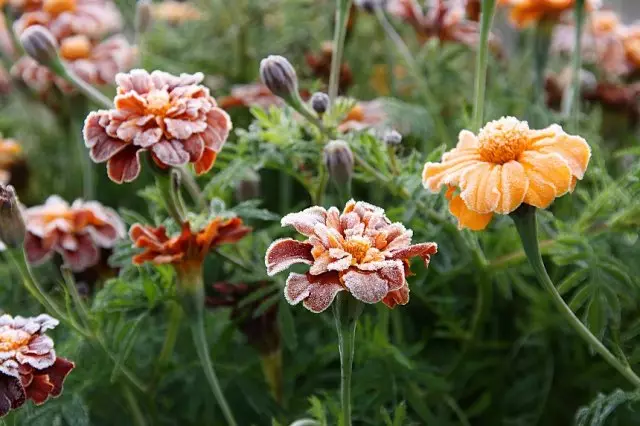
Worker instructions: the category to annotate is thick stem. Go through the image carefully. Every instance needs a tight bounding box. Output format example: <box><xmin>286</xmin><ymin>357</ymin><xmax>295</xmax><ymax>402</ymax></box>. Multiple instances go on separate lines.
<box><xmin>511</xmin><ymin>204</ymin><xmax>640</xmax><ymax>389</ymax></box>
<box><xmin>472</xmin><ymin>0</ymin><xmax>497</xmax><ymax>131</ymax></box>
<box><xmin>155</xmin><ymin>173</ymin><xmax>185</xmax><ymax>225</ymax></box>
<box><xmin>179</xmin><ymin>166</ymin><xmax>206</xmax><ymax>213</ymax></box>
<box><xmin>332</xmin><ymin>293</ymin><xmax>363</xmax><ymax>426</ymax></box>
<box><xmin>260</xmin><ymin>349</ymin><xmax>283</xmax><ymax>405</ymax></box>
<box><xmin>562</xmin><ymin>0</ymin><xmax>585</xmax><ymax>130</ymax></box>
<box><xmin>70</xmin><ymin>96</ymin><xmax>95</xmax><ymax>200</ymax></box>
<box><xmin>328</xmin><ymin>0</ymin><xmax>353</xmax><ymax>104</ymax></box>
<box><xmin>153</xmin><ymin>301</ymin><xmax>184</xmax><ymax>379</ymax></box>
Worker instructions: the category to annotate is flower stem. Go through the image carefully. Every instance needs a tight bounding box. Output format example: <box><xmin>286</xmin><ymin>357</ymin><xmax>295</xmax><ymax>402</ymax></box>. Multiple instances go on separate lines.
<box><xmin>69</xmin><ymin>96</ymin><xmax>95</xmax><ymax>200</ymax></box>
<box><xmin>122</xmin><ymin>383</ymin><xmax>148</xmax><ymax>426</ymax></box>
<box><xmin>562</xmin><ymin>0</ymin><xmax>585</xmax><ymax>130</ymax></box>
<box><xmin>260</xmin><ymin>349</ymin><xmax>283</xmax><ymax>404</ymax></box>
<box><xmin>472</xmin><ymin>0</ymin><xmax>497</xmax><ymax>131</ymax></box>
<box><xmin>332</xmin><ymin>293</ymin><xmax>363</xmax><ymax>426</ymax></box>
<box><xmin>533</xmin><ymin>20</ymin><xmax>553</xmax><ymax>108</ymax></box>
<box><xmin>190</xmin><ymin>315</ymin><xmax>238</xmax><ymax>426</ymax></box>
<box><xmin>56</xmin><ymin>63</ymin><xmax>113</xmax><ymax>109</ymax></box>
<box><xmin>60</xmin><ymin>266</ymin><xmax>90</xmax><ymax>327</ymax></box>
<box><xmin>328</xmin><ymin>0</ymin><xmax>352</xmax><ymax>104</ymax></box>
<box><xmin>179</xmin><ymin>166</ymin><xmax>207</xmax><ymax>213</ymax></box>
<box><xmin>153</xmin><ymin>301</ymin><xmax>183</xmax><ymax>380</ymax></box>
<box><xmin>155</xmin><ymin>173</ymin><xmax>185</xmax><ymax>225</ymax></box>
<box><xmin>511</xmin><ymin>204</ymin><xmax>640</xmax><ymax>389</ymax></box>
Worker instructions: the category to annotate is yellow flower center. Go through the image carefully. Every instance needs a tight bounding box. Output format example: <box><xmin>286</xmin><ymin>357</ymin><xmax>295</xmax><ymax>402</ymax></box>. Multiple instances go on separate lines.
<box><xmin>59</xmin><ymin>35</ymin><xmax>92</xmax><ymax>60</ymax></box>
<box><xmin>343</xmin><ymin>237</ymin><xmax>371</xmax><ymax>264</ymax></box>
<box><xmin>43</xmin><ymin>0</ymin><xmax>76</xmax><ymax>15</ymax></box>
<box><xmin>145</xmin><ymin>90</ymin><xmax>171</xmax><ymax>116</ymax></box>
<box><xmin>477</xmin><ymin>117</ymin><xmax>531</xmax><ymax>164</ymax></box>
<box><xmin>0</xmin><ymin>328</ymin><xmax>30</xmax><ymax>352</ymax></box>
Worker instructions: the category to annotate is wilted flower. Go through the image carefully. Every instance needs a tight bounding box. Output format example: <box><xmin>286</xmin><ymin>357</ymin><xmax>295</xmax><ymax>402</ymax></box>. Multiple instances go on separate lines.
<box><xmin>305</xmin><ymin>42</ymin><xmax>353</xmax><ymax>94</ymax></box>
<box><xmin>324</xmin><ymin>140</ymin><xmax>354</xmax><ymax>188</ymax></box>
<box><xmin>265</xmin><ymin>200</ymin><xmax>438</xmax><ymax>312</ymax></box>
<box><xmin>0</xmin><ymin>185</ymin><xmax>26</xmax><ymax>249</ymax></box>
<box><xmin>422</xmin><ymin>117</ymin><xmax>591</xmax><ymax>230</ymax></box>
<box><xmin>0</xmin><ymin>314</ymin><xmax>74</xmax><ymax>417</ymax></box>
<box><xmin>12</xmin><ymin>35</ymin><xmax>136</xmax><ymax>93</ymax></box>
<box><xmin>338</xmin><ymin>100</ymin><xmax>387</xmax><ymax>133</ymax></box>
<box><xmin>219</xmin><ymin>83</ymin><xmax>284</xmax><ymax>110</ymax></box>
<box><xmin>83</xmin><ymin>69</ymin><xmax>232</xmax><ymax>183</ymax></box>
<box><xmin>498</xmin><ymin>0</ymin><xmax>600</xmax><ymax>29</ymax></box>
<box><xmin>259</xmin><ymin>55</ymin><xmax>299</xmax><ymax>101</ymax></box>
<box><xmin>0</xmin><ymin>140</ymin><xmax>26</xmax><ymax>186</ymax></box>
<box><xmin>150</xmin><ymin>0</ymin><xmax>203</xmax><ymax>25</ymax></box>
<box><xmin>24</xmin><ymin>196</ymin><xmax>125</xmax><ymax>271</ymax></box>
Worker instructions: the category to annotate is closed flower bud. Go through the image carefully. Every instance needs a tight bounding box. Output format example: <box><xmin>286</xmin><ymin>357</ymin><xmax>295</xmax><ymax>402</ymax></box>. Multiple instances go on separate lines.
<box><xmin>0</xmin><ymin>185</ymin><xmax>25</xmax><ymax>249</ymax></box>
<box><xmin>135</xmin><ymin>0</ymin><xmax>153</xmax><ymax>35</ymax></box>
<box><xmin>259</xmin><ymin>55</ymin><xmax>298</xmax><ymax>101</ymax></box>
<box><xmin>323</xmin><ymin>140</ymin><xmax>354</xmax><ymax>188</ymax></box>
<box><xmin>235</xmin><ymin>170</ymin><xmax>261</xmax><ymax>202</ymax></box>
<box><xmin>19</xmin><ymin>25</ymin><xmax>59</xmax><ymax>68</ymax></box>
<box><xmin>383</xmin><ymin>129</ymin><xmax>402</xmax><ymax>146</ymax></box>
<box><xmin>310</xmin><ymin>92</ymin><xmax>329</xmax><ymax>114</ymax></box>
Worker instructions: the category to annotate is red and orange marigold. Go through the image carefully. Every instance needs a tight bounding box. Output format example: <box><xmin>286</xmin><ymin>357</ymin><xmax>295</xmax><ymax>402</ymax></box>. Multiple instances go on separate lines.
<box><xmin>83</xmin><ymin>69</ymin><xmax>232</xmax><ymax>183</ymax></box>
<box><xmin>422</xmin><ymin>117</ymin><xmax>591</xmax><ymax>231</ymax></box>
<box><xmin>265</xmin><ymin>200</ymin><xmax>438</xmax><ymax>313</ymax></box>
<box><xmin>0</xmin><ymin>314</ymin><xmax>74</xmax><ymax>417</ymax></box>
<box><xmin>499</xmin><ymin>0</ymin><xmax>600</xmax><ymax>29</ymax></box>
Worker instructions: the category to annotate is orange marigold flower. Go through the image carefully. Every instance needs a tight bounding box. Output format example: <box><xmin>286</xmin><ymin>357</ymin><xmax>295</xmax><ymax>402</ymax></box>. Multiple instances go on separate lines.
<box><xmin>129</xmin><ymin>217</ymin><xmax>251</xmax><ymax>267</ymax></box>
<box><xmin>265</xmin><ymin>200</ymin><xmax>438</xmax><ymax>313</ymax></box>
<box><xmin>0</xmin><ymin>314</ymin><xmax>74</xmax><ymax>417</ymax></box>
<box><xmin>150</xmin><ymin>0</ymin><xmax>203</xmax><ymax>25</ymax></box>
<box><xmin>622</xmin><ymin>24</ymin><xmax>640</xmax><ymax>71</ymax></box>
<box><xmin>24</xmin><ymin>196</ymin><xmax>125</xmax><ymax>271</ymax></box>
<box><xmin>422</xmin><ymin>117</ymin><xmax>591</xmax><ymax>231</ymax></box>
<box><xmin>499</xmin><ymin>0</ymin><xmax>600</xmax><ymax>29</ymax></box>
<box><xmin>219</xmin><ymin>83</ymin><xmax>285</xmax><ymax>110</ymax></box>
<box><xmin>11</xmin><ymin>35</ymin><xmax>136</xmax><ymax>94</ymax></box>
<box><xmin>338</xmin><ymin>100</ymin><xmax>387</xmax><ymax>133</ymax></box>
<box><xmin>83</xmin><ymin>69</ymin><xmax>232</xmax><ymax>183</ymax></box>
<box><xmin>0</xmin><ymin>140</ymin><xmax>24</xmax><ymax>186</ymax></box>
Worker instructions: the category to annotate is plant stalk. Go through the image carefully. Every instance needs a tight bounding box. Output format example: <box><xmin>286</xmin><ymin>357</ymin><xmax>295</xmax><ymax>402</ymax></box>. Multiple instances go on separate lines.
<box><xmin>562</xmin><ymin>0</ymin><xmax>585</xmax><ymax>130</ymax></box>
<box><xmin>122</xmin><ymin>383</ymin><xmax>148</xmax><ymax>426</ymax></box>
<box><xmin>154</xmin><ymin>301</ymin><xmax>184</xmax><ymax>379</ymax></box>
<box><xmin>472</xmin><ymin>0</ymin><xmax>497</xmax><ymax>131</ymax></box>
<box><xmin>328</xmin><ymin>0</ymin><xmax>353</xmax><ymax>104</ymax></box>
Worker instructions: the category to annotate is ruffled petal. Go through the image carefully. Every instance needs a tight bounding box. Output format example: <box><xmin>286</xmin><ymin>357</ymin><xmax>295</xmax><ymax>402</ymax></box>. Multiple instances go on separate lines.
<box><xmin>107</xmin><ymin>146</ymin><xmax>143</xmax><ymax>184</ymax></box>
<box><xmin>284</xmin><ymin>272</ymin><xmax>344</xmax><ymax>313</ymax></box>
<box><xmin>459</xmin><ymin>162</ymin><xmax>501</xmax><ymax>214</ymax></box>
<box><xmin>448</xmin><ymin>192</ymin><xmax>493</xmax><ymax>231</ymax></box>
<box><xmin>342</xmin><ymin>269</ymin><xmax>389</xmax><ymax>304</ymax></box>
<box><xmin>281</xmin><ymin>206</ymin><xmax>327</xmax><ymax>236</ymax></box>
<box><xmin>495</xmin><ymin>160</ymin><xmax>529</xmax><ymax>214</ymax></box>
<box><xmin>519</xmin><ymin>150</ymin><xmax>573</xmax><ymax>208</ymax></box>
<box><xmin>265</xmin><ymin>238</ymin><xmax>314</xmax><ymax>276</ymax></box>
<box><xmin>529</xmin><ymin>132</ymin><xmax>591</xmax><ymax>179</ymax></box>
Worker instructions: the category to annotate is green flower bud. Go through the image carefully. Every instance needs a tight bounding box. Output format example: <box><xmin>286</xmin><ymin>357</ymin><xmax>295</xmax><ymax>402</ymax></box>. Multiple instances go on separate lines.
<box><xmin>259</xmin><ymin>55</ymin><xmax>299</xmax><ymax>101</ymax></box>
<box><xmin>0</xmin><ymin>185</ymin><xmax>25</xmax><ymax>249</ymax></box>
<box><xmin>19</xmin><ymin>25</ymin><xmax>59</xmax><ymax>68</ymax></box>
<box><xmin>310</xmin><ymin>92</ymin><xmax>329</xmax><ymax>114</ymax></box>
<box><xmin>135</xmin><ymin>0</ymin><xmax>153</xmax><ymax>36</ymax></box>
<box><xmin>383</xmin><ymin>129</ymin><xmax>402</xmax><ymax>146</ymax></box>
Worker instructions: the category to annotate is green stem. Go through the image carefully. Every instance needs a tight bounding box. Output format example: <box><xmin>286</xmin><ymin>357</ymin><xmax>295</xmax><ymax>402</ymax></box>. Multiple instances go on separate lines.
<box><xmin>153</xmin><ymin>301</ymin><xmax>183</xmax><ymax>379</ymax></box>
<box><xmin>472</xmin><ymin>0</ymin><xmax>497</xmax><ymax>131</ymax></box>
<box><xmin>155</xmin><ymin>173</ymin><xmax>185</xmax><ymax>225</ymax></box>
<box><xmin>122</xmin><ymin>383</ymin><xmax>148</xmax><ymax>426</ymax></box>
<box><xmin>190</xmin><ymin>315</ymin><xmax>237</xmax><ymax>426</ymax></box>
<box><xmin>533</xmin><ymin>21</ymin><xmax>553</xmax><ymax>108</ymax></box>
<box><xmin>314</xmin><ymin>164</ymin><xmax>329</xmax><ymax>206</ymax></box>
<box><xmin>562</xmin><ymin>0</ymin><xmax>585</xmax><ymax>130</ymax></box>
<box><xmin>56</xmin><ymin>63</ymin><xmax>113</xmax><ymax>109</ymax></box>
<box><xmin>70</xmin><ymin>96</ymin><xmax>95</xmax><ymax>199</ymax></box>
<box><xmin>328</xmin><ymin>0</ymin><xmax>353</xmax><ymax>104</ymax></box>
<box><xmin>260</xmin><ymin>349</ymin><xmax>283</xmax><ymax>405</ymax></box>
<box><xmin>332</xmin><ymin>293</ymin><xmax>363</xmax><ymax>426</ymax></box>
<box><xmin>511</xmin><ymin>204</ymin><xmax>640</xmax><ymax>389</ymax></box>
<box><xmin>60</xmin><ymin>266</ymin><xmax>90</xmax><ymax>326</ymax></box>
<box><xmin>95</xmin><ymin>332</ymin><xmax>149</xmax><ymax>393</ymax></box>
<box><xmin>179</xmin><ymin>166</ymin><xmax>206</xmax><ymax>213</ymax></box>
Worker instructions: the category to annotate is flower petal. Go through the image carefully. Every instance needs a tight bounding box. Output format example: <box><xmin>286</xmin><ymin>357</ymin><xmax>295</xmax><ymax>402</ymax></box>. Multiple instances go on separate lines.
<box><xmin>151</xmin><ymin>140</ymin><xmax>190</xmax><ymax>166</ymax></box>
<box><xmin>342</xmin><ymin>269</ymin><xmax>389</xmax><ymax>304</ymax></box>
<box><xmin>530</xmin><ymin>132</ymin><xmax>591</xmax><ymax>179</ymax></box>
<box><xmin>448</xmin><ymin>192</ymin><xmax>493</xmax><ymax>230</ymax></box>
<box><xmin>422</xmin><ymin>153</ymin><xmax>484</xmax><ymax>193</ymax></box>
<box><xmin>302</xmin><ymin>272</ymin><xmax>344</xmax><ymax>313</ymax></box>
<box><xmin>382</xmin><ymin>284</ymin><xmax>409</xmax><ymax>308</ymax></box>
<box><xmin>459</xmin><ymin>162</ymin><xmax>501</xmax><ymax>214</ymax></box>
<box><xmin>281</xmin><ymin>206</ymin><xmax>327</xmax><ymax>236</ymax></box>
<box><xmin>265</xmin><ymin>238</ymin><xmax>314</xmax><ymax>276</ymax></box>
<box><xmin>107</xmin><ymin>146</ymin><xmax>143</xmax><ymax>183</ymax></box>
<box><xmin>389</xmin><ymin>242</ymin><xmax>438</xmax><ymax>267</ymax></box>
<box><xmin>519</xmin><ymin>150</ymin><xmax>573</xmax><ymax>208</ymax></box>
<box><xmin>495</xmin><ymin>160</ymin><xmax>529</xmax><ymax>214</ymax></box>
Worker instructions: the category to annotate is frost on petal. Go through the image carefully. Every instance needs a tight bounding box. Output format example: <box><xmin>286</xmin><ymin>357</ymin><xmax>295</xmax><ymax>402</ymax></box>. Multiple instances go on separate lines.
<box><xmin>342</xmin><ymin>268</ymin><xmax>389</xmax><ymax>304</ymax></box>
<box><xmin>281</xmin><ymin>206</ymin><xmax>327</xmax><ymax>236</ymax></box>
<box><xmin>449</xmin><ymin>192</ymin><xmax>493</xmax><ymax>231</ymax></box>
<box><xmin>375</xmin><ymin>260</ymin><xmax>406</xmax><ymax>291</ymax></box>
<box><xmin>151</xmin><ymin>140</ymin><xmax>190</xmax><ymax>166</ymax></box>
<box><xmin>302</xmin><ymin>272</ymin><xmax>344</xmax><ymax>313</ymax></box>
<box><xmin>390</xmin><ymin>242</ymin><xmax>438</xmax><ymax>267</ymax></box>
<box><xmin>107</xmin><ymin>146</ymin><xmax>143</xmax><ymax>184</ymax></box>
<box><xmin>0</xmin><ymin>375</ymin><xmax>25</xmax><ymax>417</ymax></box>
<box><xmin>284</xmin><ymin>273</ymin><xmax>312</xmax><ymax>305</ymax></box>
<box><xmin>495</xmin><ymin>161</ymin><xmax>529</xmax><ymax>214</ymax></box>
<box><xmin>530</xmin><ymin>132</ymin><xmax>591</xmax><ymax>180</ymax></box>
<box><xmin>519</xmin><ymin>150</ymin><xmax>573</xmax><ymax>208</ymax></box>
<box><xmin>459</xmin><ymin>162</ymin><xmax>501</xmax><ymax>214</ymax></box>
<box><xmin>382</xmin><ymin>284</ymin><xmax>409</xmax><ymax>309</ymax></box>
<box><xmin>265</xmin><ymin>238</ymin><xmax>314</xmax><ymax>276</ymax></box>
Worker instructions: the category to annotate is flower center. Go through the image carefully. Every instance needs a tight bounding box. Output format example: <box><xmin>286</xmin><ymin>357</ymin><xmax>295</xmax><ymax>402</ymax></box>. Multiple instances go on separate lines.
<box><xmin>0</xmin><ymin>328</ymin><xmax>30</xmax><ymax>352</ymax></box>
<box><xmin>145</xmin><ymin>90</ymin><xmax>171</xmax><ymax>116</ymax></box>
<box><xmin>477</xmin><ymin>117</ymin><xmax>530</xmax><ymax>164</ymax></box>
<box><xmin>43</xmin><ymin>0</ymin><xmax>76</xmax><ymax>15</ymax></box>
<box><xmin>344</xmin><ymin>104</ymin><xmax>364</xmax><ymax>123</ymax></box>
<box><xmin>59</xmin><ymin>35</ymin><xmax>91</xmax><ymax>60</ymax></box>
<box><xmin>343</xmin><ymin>237</ymin><xmax>371</xmax><ymax>264</ymax></box>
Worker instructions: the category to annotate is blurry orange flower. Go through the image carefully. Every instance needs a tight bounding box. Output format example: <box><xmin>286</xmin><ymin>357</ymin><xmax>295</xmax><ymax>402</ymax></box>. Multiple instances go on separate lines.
<box><xmin>83</xmin><ymin>69</ymin><xmax>231</xmax><ymax>183</ymax></box>
<box><xmin>305</xmin><ymin>41</ymin><xmax>353</xmax><ymax>94</ymax></box>
<box><xmin>338</xmin><ymin>100</ymin><xmax>387</xmax><ymax>133</ymax></box>
<box><xmin>0</xmin><ymin>314</ymin><xmax>74</xmax><ymax>417</ymax></box>
<box><xmin>11</xmin><ymin>35</ymin><xmax>136</xmax><ymax>93</ymax></box>
<box><xmin>423</xmin><ymin>117</ymin><xmax>591</xmax><ymax>230</ymax></box>
<box><xmin>219</xmin><ymin>83</ymin><xmax>285</xmax><ymax>110</ymax></box>
<box><xmin>0</xmin><ymin>140</ymin><xmax>24</xmax><ymax>185</ymax></box>
<box><xmin>24</xmin><ymin>196</ymin><xmax>125</xmax><ymax>271</ymax></box>
<box><xmin>266</xmin><ymin>200</ymin><xmax>437</xmax><ymax>312</ymax></box>
<box><xmin>622</xmin><ymin>24</ymin><xmax>640</xmax><ymax>71</ymax></box>
<box><xmin>499</xmin><ymin>0</ymin><xmax>600</xmax><ymax>29</ymax></box>
<box><xmin>151</xmin><ymin>0</ymin><xmax>203</xmax><ymax>24</ymax></box>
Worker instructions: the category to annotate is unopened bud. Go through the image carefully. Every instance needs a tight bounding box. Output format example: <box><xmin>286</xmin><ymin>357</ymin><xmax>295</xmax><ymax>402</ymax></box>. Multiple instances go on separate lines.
<box><xmin>323</xmin><ymin>140</ymin><xmax>354</xmax><ymax>188</ymax></box>
<box><xmin>383</xmin><ymin>129</ymin><xmax>402</xmax><ymax>146</ymax></box>
<box><xmin>19</xmin><ymin>25</ymin><xmax>59</xmax><ymax>67</ymax></box>
<box><xmin>0</xmin><ymin>185</ymin><xmax>25</xmax><ymax>249</ymax></box>
<box><xmin>259</xmin><ymin>55</ymin><xmax>298</xmax><ymax>101</ymax></box>
<box><xmin>135</xmin><ymin>0</ymin><xmax>153</xmax><ymax>35</ymax></box>
<box><xmin>235</xmin><ymin>170</ymin><xmax>261</xmax><ymax>202</ymax></box>
<box><xmin>310</xmin><ymin>92</ymin><xmax>329</xmax><ymax>114</ymax></box>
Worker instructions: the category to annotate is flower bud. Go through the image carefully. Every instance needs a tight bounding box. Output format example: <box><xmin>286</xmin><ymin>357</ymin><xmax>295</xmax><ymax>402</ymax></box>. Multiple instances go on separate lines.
<box><xmin>355</xmin><ymin>0</ymin><xmax>384</xmax><ymax>13</ymax></box>
<box><xmin>310</xmin><ymin>92</ymin><xmax>329</xmax><ymax>115</ymax></box>
<box><xmin>259</xmin><ymin>55</ymin><xmax>298</xmax><ymax>101</ymax></box>
<box><xmin>0</xmin><ymin>185</ymin><xmax>25</xmax><ymax>249</ymax></box>
<box><xmin>323</xmin><ymin>140</ymin><xmax>354</xmax><ymax>188</ymax></box>
<box><xmin>135</xmin><ymin>0</ymin><xmax>153</xmax><ymax>35</ymax></box>
<box><xmin>19</xmin><ymin>25</ymin><xmax>59</xmax><ymax>68</ymax></box>
<box><xmin>383</xmin><ymin>129</ymin><xmax>402</xmax><ymax>146</ymax></box>
<box><xmin>235</xmin><ymin>170</ymin><xmax>261</xmax><ymax>202</ymax></box>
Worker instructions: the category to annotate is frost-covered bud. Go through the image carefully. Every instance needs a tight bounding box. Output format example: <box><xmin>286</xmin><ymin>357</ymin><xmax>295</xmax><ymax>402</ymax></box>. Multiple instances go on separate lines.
<box><xmin>310</xmin><ymin>92</ymin><xmax>329</xmax><ymax>114</ymax></box>
<box><xmin>0</xmin><ymin>185</ymin><xmax>25</xmax><ymax>249</ymax></box>
<box><xmin>383</xmin><ymin>129</ymin><xmax>402</xmax><ymax>146</ymax></box>
<box><xmin>235</xmin><ymin>170</ymin><xmax>261</xmax><ymax>202</ymax></box>
<box><xmin>259</xmin><ymin>55</ymin><xmax>299</xmax><ymax>101</ymax></box>
<box><xmin>323</xmin><ymin>140</ymin><xmax>354</xmax><ymax>188</ymax></box>
<box><xmin>135</xmin><ymin>0</ymin><xmax>153</xmax><ymax>35</ymax></box>
<box><xmin>19</xmin><ymin>25</ymin><xmax>59</xmax><ymax>67</ymax></box>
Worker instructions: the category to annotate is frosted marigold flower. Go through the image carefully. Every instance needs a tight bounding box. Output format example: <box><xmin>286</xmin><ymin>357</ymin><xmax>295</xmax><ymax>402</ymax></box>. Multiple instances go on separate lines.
<box><xmin>498</xmin><ymin>0</ymin><xmax>600</xmax><ymax>29</ymax></box>
<box><xmin>219</xmin><ymin>83</ymin><xmax>284</xmax><ymax>110</ymax></box>
<box><xmin>83</xmin><ymin>69</ymin><xmax>232</xmax><ymax>183</ymax></box>
<box><xmin>129</xmin><ymin>217</ymin><xmax>251</xmax><ymax>267</ymax></box>
<box><xmin>0</xmin><ymin>313</ymin><xmax>74</xmax><ymax>417</ymax></box>
<box><xmin>265</xmin><ymin>200</ymin><xmax>438</xmax><ymax>313</ymax></box>
<box><xmin>13</xmin><ymin>0</ymin><xmax>122</xmax><ymax>40</ymax></box>
<box><xmin>0</xmin><ymin>140</ymin><xmax>24</xmax><ymax>186</ymax></box>
<box><xmin>12</xmin><ymin>35</ymin><xmax>136</xmax><ymax>94</ymax></box>
<box><xmin>24</xmin><ymin>196</ymin><xmax>125</xmax><ymax>272</ymax></box>
<box><xmin>422</xmin><ymin>117</ymin><xmax>591</xmax><ymax>231</ymax></box>
<box><xmin>150</xmin><ymin>0</ymin><xmax>203</xmax><ymax>25</ymax></box>
<box><xmin>338</xmin><ymin>100</ymin><xmax>387</xmax><ymax>133</ymax></box>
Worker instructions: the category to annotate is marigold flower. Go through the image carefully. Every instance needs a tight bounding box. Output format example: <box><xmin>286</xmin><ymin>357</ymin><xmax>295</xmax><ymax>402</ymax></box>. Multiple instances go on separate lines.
<box><xmin>129</xmin><ymin>217</ymin><xmax>251</xmax><ymax>267</ymax></box>
<box><xmin>422</xmin><ymin>117</ymin><xmax>591</xmax><ymax>230</ymax></box>
<box><xmin>338</xmin><ymin>100</ymin><xmax>387</xmax><ymax>133</ymax></box>
<box><xmin>0</xmin><ymin>140</ymin><xmax>24</xmax><ymax>186</ymax></box>
<box><xmin>12</xmin><ymin>35</ymin><xmax>136</xmax><ymax>94</ymax></box>
<box><xmin>622</xmin><ymin>24</ymin><xmax>640</xmax><ymax>71</ymax></box>
<box><xmin>265</xmin><ymin>200</ymin><xmax>438</xmax><ymax>313</ymax></box>
<box><xmin>499</xmin><ymin>0</ymin><xmax>600</xmax><ymax>29</ymax></box>
<box><xmin>24</xmin><ymin>196</ymin><xmax>125</xmax><ymax>271</ymax></box>
<box><xmin>150</xmin><ymin>0</ymin><xmax>203</xmax><ymax>25</ymax></box>
<box><xmin>0</xmin><ymin>313</ymin><xmax>74</xmax><ymax>417</ymax></box>
<box><xmin>83</xmin><ymin>69</ymin><xmax>232</xmax><ymax>183</ymax></box>
<box><xmin>219</xmin><ymin>83</ymin><xmax>283</xmax><ymax>110</ymax></box>
<box><xmin>305</xmin><ymin>41</ymin><xmax>353</xmax><ymax>94</ymax></box>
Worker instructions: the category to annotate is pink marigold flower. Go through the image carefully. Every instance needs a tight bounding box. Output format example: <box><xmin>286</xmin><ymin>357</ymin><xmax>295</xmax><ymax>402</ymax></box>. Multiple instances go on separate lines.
<box><xmin>265</xmin><ymin>200</ymin><xmax>438</xmax><ymax>313</ymax></box>
<box><xmin>11</xmin><ymin>35</ymin><xmax>136</xmax><ymax>94</ymax></box>
<box><xmin>83</xmin><ymin>69</ymin><xmax>232</xmax><ymax>183</ymax></box>
<box><xmin>0</xmin><ymin>313</ymin><xmax>74</xmax><ymax>417</ymax></box>
<box><xmin>24</xmin><ymin>196</ymin><xmax>125</xmax><ymax>272</ymax></box>
<box><xmin>13</xmin><ymin>0</ymin><xmax>122</xmax><ymax>40</ymax></box>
